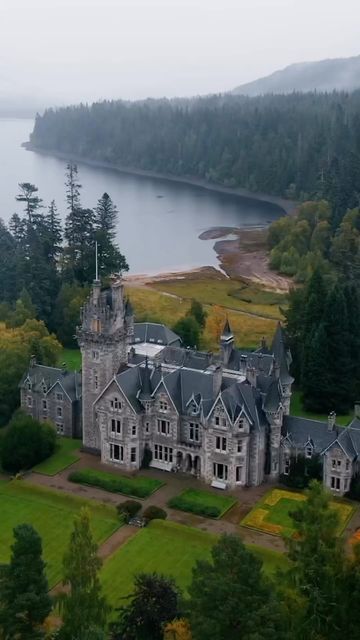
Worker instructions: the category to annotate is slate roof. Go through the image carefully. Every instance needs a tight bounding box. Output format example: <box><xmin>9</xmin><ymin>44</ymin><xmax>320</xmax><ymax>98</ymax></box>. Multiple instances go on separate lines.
<box><xmin>20</xmin><ymin>364</ymin><xmax>82</xmax><ymax>402</ymax></box>
<box><xmin>132</xmin><ymin>323</ymin><xmax>181</xmax><ymax>347</ymax></box>
<box><xmin>282</xmin><ymin>415</ymin><xmax>338</xmax><ymax>452</ymax></box>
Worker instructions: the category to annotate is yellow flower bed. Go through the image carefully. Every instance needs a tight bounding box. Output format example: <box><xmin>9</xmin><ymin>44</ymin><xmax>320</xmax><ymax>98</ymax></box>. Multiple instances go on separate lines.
<box><xmin>242</xmin><ymin>507</ymin><xmax>282</xmax><ymax>535</ymax></box>
<box><xmin>264</xmin><ymin>489</ymin><xmax>306</xmax><ymax>507</ymax></box>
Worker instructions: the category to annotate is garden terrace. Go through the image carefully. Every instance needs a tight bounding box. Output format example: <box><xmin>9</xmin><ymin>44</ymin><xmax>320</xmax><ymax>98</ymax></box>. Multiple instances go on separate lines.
<box><xmin>68</xmin><ymin>467</ymin><xmax>164</xmax><ymax>498</ymax></box>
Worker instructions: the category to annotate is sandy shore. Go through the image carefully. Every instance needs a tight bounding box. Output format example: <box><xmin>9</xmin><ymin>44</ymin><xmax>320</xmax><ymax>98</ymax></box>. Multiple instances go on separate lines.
<box><xmin>24</xmin><ymin>143</ymin><xmax>297</xmax><ymax>215</ymax></box>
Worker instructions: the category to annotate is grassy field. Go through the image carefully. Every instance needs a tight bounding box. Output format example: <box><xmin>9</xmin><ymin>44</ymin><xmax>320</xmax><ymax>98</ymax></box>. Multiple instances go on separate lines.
<box><xmin>69</xmin><ymin>467</ymin><xmax>164</xmax><ymax>498</ymax></box>
<box><xmin>101</xmin><ymin>520</ymin><xmax>289</xmax><ymax>607</ymax></box>
<box><xmin>33</xmin><ymin>438</ymin><xmax>82</xmax><ymax>476</ymax></box>
<box><xmin>242</xmin><ymin>488</ymin><xmax>356</xmax><ymax>538</ymax></box>
<box><xmin>290</xmin><ymin>390</ymin><xmax>352</xmax><ymax>427</ymax></box>
<box><xmin>126</xmin><ymin>284</ymin><xmax>278</xmax><ymax>351</ymax></box>
<box><xmin>168</xmin><ymin>488</ymin><xmax>236</xmax><ymax>518</ymax></box>
<box><xmin>58</xmin><ymin>348</ymin><xmax>82</xmax><ymax>371</ymax></box>
<box><xmin>0</xmin><ymin>481</ymin><xmax>119</xmax><ymax>587</ymax></box>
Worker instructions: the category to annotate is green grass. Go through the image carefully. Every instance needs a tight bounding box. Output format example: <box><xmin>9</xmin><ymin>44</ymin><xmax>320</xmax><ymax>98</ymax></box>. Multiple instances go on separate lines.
<box><xmin>168</xmin><ymin>488</ymin><xmax>236</xmax><ymax>519</ymax></box>
<box><xmin>242</xmin><ymin>488</ymin><xmax>356</xmax><ymax>538</ymax></box>
<box><xmin>58</xmin><ymin>348</ymin><xmax>81</xmax><ymax>371</ymax></box>
<box><xmin>69</xmin><ymin>467</ymin><xmax>164</xmax><ymax>499</ymax></box>
<box><xmin>101</xmin><ymin>520</ymin><xmax>288</xmax><ymax>607</ymax></box>
<box><xmin>0</xmin><ymin>480</ymin><xmax>119</xmax><ymax>587</ymax></box>
<box><xmin>290</xmin><ymin>390</ymin><xmax>352</xmax><ymax>427</ymax></box>
<box><xmin>33</xmin><ymin>438</ymin><xmax>82</xmax><ymax>475</ymax></box>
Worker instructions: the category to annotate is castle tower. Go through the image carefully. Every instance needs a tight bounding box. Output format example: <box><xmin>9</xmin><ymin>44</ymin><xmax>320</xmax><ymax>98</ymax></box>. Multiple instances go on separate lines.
<box><xmin>77</xmin><ymin>274</ymin><xmax>134</xmax><ymax>452</ymax></box>
<box><xmin>220</xmin><ymin>318</ymin><xmax>234</xmax><ymax>366</ymax></box>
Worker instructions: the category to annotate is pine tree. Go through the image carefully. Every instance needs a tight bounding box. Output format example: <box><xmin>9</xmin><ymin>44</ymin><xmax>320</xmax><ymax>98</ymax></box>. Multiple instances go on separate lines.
<box><xmin>65</xmin><ymin>163</ymin><xmax>81</xmax><ymax>215</ymax></box>
<box><xmin>324</xmin><ymin>285</ymin><xmax>352</xmax><ymax>412</ymax></box>
<box><xmin>0</xmin><ymin>523</ymin><xmax>52</xmax><ymax>639</ymax></box>
<box><xmin>188</xmin><ymin>534</ymin><xmax>285</xmax><ymax>640</ymax></box>
<box><xmin>302</xmin><ymin>323</ymin><xmax>331</xmax><ymax>412</ymax></box>
<box><xmin>44</xmin><ymin>199</ymin><xmax>63</xmax><ymax>264</ymax></box>
<box><xmin>59</xmin><ymin>508</ymin><xmax>109</xmax><ymax>640</ymax></box>
<box><xmin>16</xmin><ymin>182</ymin><xmax>43</xmax><ymax>222</ymax></box>
<box><xmin>94</xmin><ymin>192</ymin><xmax>128</xmax><ymax>277</ymax></box>
<box><xmin>285</xmin><ymin>481</ymin><xmax>345</xmax><ymax>640</ymax></box>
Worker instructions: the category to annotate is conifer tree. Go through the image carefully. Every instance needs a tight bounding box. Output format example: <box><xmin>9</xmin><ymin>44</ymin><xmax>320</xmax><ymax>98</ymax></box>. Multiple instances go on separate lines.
<box><xmin>16</xmin><ymin>182</ymin><xmax>43</xmax><ymax>222</ymax></box>
<box><xmin>0</xmin><ymin>523</ymin><xmax>52</xmax><ymax>639</ymax></box>
<box><xmin>94</xmin><ymin>192</ymin><xmax>128</xmax><ymax>276</ymax></box>
<box><xmin>302</xmin><ymin>323</ymin><xmax>331</xmax><ymax>412</ymax></box>
<box><xmin>44</xmin><ymin>199</ymin><xmax>63</xmax><ymax>264</ymax></box>
<box><xmin>65</xmin><ymin>163</ymin><xmax>81</xmax><ymax>215</ymax></box>
<box><xmin>59</xmin><ymin>508</ymin><xmax>108</xmax><ymax>640</ymax></box>
<box><xmin>324</xmin><ymin>284</ymin><xmax>351</xmax><ymax>412</ymax></box>
<box><xmin>188</xmin><ymin>534</ymin><xmax>285</xmax><ymax>640</ymax></box>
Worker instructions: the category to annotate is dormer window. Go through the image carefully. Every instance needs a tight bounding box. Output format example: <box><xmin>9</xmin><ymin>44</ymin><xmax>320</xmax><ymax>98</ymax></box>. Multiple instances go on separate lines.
<box><xmin>110</xmin><ymin>397</ymin><xmax>122</xmax><ymax>410</ymax></box>
<box><xmin>27</xmin><ymin>381</ymin><xmax>32</xmax><ymax>390</ymax></box>
<box><xmin>56</xmin><ymin>392</ymin><xmax>63</xmax><ymax>402</ymax></box>
<box><xmin>305</xmin><ymin>444</ymin><xmax>313</xmax><ymax>459</ymax></box>
<box><xmin>159</xmin><ymin>400</ymin><xmax>168</xmax><ymax>412</ymax></box>
<box><xmin>238</xmin><ymin>418</ymin><xmax>244</xmax><ymax>430</ymax></box>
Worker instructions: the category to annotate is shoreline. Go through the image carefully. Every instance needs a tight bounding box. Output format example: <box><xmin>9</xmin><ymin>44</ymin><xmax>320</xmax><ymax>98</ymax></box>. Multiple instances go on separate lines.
<box><xmin>23</xmin><ymin>142</ymin><xmax>297</xmax><ymax>215</ymax></box>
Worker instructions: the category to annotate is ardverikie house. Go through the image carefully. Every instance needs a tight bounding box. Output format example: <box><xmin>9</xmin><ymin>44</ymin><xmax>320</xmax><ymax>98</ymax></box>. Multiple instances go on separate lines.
<box><xmin>20</xmin><ymin>275</ymin><xmax>360</xmax><ymax>495</ymax></box>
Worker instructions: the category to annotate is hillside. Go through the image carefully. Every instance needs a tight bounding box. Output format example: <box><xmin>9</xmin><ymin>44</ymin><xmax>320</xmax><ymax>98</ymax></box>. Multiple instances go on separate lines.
<box><xmin>232</xmin><ymin>55</ymin><xmax>360</xmax><ymax>96</ymax></box>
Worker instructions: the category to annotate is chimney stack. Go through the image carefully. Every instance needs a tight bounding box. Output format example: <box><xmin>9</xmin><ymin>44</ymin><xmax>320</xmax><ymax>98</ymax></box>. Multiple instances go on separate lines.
<box><xmin>30</xmin><ymin>354</ymin><xmax>36</xmax><ymax>368</ymax></box>
<box><xmin>328</xmin><ymin>411</ymin><xmax>336</xmax><ymax>431</ymax></box>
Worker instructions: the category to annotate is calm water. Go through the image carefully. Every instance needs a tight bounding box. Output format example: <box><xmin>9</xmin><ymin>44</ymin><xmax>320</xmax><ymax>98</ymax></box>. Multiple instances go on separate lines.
<box><xmin>0</xmin><ymin>118</ymin><xmax>284</xmax><ymax>274</ymax></box>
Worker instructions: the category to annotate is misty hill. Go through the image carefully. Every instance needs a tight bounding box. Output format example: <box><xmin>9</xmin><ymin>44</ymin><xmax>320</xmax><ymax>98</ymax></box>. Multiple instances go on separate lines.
<box><xmin>232</xmin><ymin>55</ymin><xmax>360</xmax><ymax>96</ymax></box>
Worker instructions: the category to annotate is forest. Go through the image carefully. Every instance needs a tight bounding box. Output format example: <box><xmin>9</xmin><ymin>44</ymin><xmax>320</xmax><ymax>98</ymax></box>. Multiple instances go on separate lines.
<box><xmin>30</xmin><ymin>91</ymin><xmax>360</xmax><ymax>218</ymax></box>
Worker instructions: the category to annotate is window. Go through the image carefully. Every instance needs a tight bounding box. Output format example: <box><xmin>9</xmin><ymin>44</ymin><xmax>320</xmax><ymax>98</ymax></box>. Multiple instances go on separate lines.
<box><xmin>236</xmin><ymin>466</ymin><xmax>243</xmax><ymax>483</ymax></box>
<box><xmin>238</xmin><ymin>418</ymin><xmax>244</xmax><ymax>429</ymax></box>
<box><xmin>110</xmin><ymin>397</ymin><xmax>122</xmax><ymax>410</ymax></box>
<box><xmin>159</xmin><ymin>400</ymin><xmax>168</xmax><ymax>411</ymax></box>
<box><xmin>215</xmin><ymin>436</ymin><xmax>227</xmax><ymax>452</ymax></box>
<box><xmin>27</xmin><ymin>395</ymin><xmax>32</xmax><ymax>407</ymax></box>
<box><xmin>346</xmin><ymin>459</ymin><xmax>350</xmax><ymax>471</ymax></box>
<box><xmin>157</xmin><ymin>419</ymin><xmax>170</xmax><ymax>435</ymax></box>
<box><xmin>189</xmin><ymin>422</ymin><xmax>200</xmax><ymax>442</ymax></box>
<box><xmin>56</xmin><ymin>406</ymin><xmax>63</xmax><ymax>417</ymax></box>
<box><xmin>93</xmin><ymin>372</ymin><xmax>99</xmax><ymax>391</ymax></box>
<box><xmin>344</xmin><ymin>478</ymin><xmax>349</xmax><ymax>491</ymax></box>
<box><xmin>305</xmin><ymin>444</ymin><xmax>312</xmax><ymax>459</ymax></box>
<box><xmin>237</xmin><ymin>440</ymin><xmax>243</xmax><ymax>454</ymax></box>
<box><xmin>331</xmin><ymin>476</ymin><xmax>340</xmax><ymax>491</ymax></box>
<box><xmin>56</xmin><ymin>392</ymin><xmax>63</xmax><ymax>402</ymax></box>
<box><xmin>154</xmin><ymin>444</ymin><xmax>173</xmax><ymax>463</ymax></box>
<box><xmin>110</xmin><ymin>443</ymin><xmax>124</xmax><ymax>462</ymax></box>
<box><xmin>111</xmin><ymin>419</ymin><xmax>121</xmax><ymax>434</ymax></box>
<box><xmin>213</xmin><ymin>463</ymin><xmax>228</xmax><ymax>481</ymax></box>
<box><xmin>56</xmin><ymin>422</ymin><xmax>64</xmax><ymax>435</ymax></box>
<box><xmin>145</xmin><ymin>422</ymin><xmax>150</xmax><ymax>433</ymax></box>
<box><xmin>42</xmin><ymin>399</ymin><xmax>47</xmax><ymax>410</ymax></box>
<box><xmin>132</xmin><ymin>425</ymin><xmax>137</xmax><ymax>436</ymax></box>
<box><xmin>92</xmin><ymin>350</ymin><xmax>100</xmax><ymax>361</ymax></box>
<box><xmin>42</xmin><ymin>383</ymin><xmax>47</xmax><ymax>394</ymax></box>
<box><xmin>221</xmin><ymin>417</ymin><xmax>226</xmax><ymax>427</ymax></box>
<box><xmin>27</xmin><ymin>381</ymin><xmax>31</xmax><ymax>390</ymax></box>
<box><xmin>92</xmin><ymin>319</ymin><xmax>101</xmax><ymax>332</ymax></box>
<box><xmin>215</xmin><ymin>416</ymin><xmax>220</xmax><ymax>425</ymax></box>
<box><xmin>284</xmin><ymin>457</ymin><xmax>290</xmax><ymax>475</ymax></box>
<box><xmin>130</xmin><ymin>447</ymin><xmax>136</xmax><ymax>463</ymax></box>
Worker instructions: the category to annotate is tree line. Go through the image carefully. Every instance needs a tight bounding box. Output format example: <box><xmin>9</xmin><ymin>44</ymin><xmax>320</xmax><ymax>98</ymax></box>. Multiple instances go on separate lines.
<box><xmin>30</xmin><ymin>91</ymin><xmax>360</xmax><ymax>222</ymax></box>
<box><xmin>1</xmin><ymin>481</ymin><xmax>360</xmax><ymax>639</ymax></box>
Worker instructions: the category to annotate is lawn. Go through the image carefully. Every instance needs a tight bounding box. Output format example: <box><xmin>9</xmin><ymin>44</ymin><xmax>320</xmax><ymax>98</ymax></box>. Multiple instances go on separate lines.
<box><xmin>126</xmin><ymin>284</ymin><xmax>277</xmax><ymax>351</ymax></box>
<box><xmin>241</xmin><ymin>488</ymin><xmax>356</xmax><ymax>538</ymax></box>
<box><xmin>101</xmin><ymin>520</ymin><xmax>288</xmax><ymax>607</ymax></box>
<box><xmin>58</xmin><ymin>348</ymin><xmax>82</xmax><ymax>371</ymax></box>
<box><xmin>168</xmin><ymin>488</ymin><xmax>236</xmax><ymax>518</ymax></box>
<box><xmin>290</xmin><ymin>390</ymin><xmax>351</xmax><ymax>427</ymax></box>
<box><xmin>69</xmin><ymin>467</ymin><xmax>164</xmax><ymax>498</ymax></box>
<box><xmin>0</xmin><ymin>480</ymin><xmax>120</xmax><ymax>587</ymax></box>
<box><xmin>33</xmin><ymin>438</ymin><xmax>82</xmax><ymax>475</ymax></box>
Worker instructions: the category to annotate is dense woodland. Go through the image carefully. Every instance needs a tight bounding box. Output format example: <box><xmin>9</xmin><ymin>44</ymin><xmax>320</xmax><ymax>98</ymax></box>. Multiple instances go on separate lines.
<box><xmin>31</xmin><ymin>91</ymin><xmax>360</xmax><ymax>214</ymax></box>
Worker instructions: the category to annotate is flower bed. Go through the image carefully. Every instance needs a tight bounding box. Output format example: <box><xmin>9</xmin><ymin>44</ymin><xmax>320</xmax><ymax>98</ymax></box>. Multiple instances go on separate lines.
<box><xmin>242</xmin><ymin>488</ymin><xmax>355</xmax><ymax>538</ymax></box>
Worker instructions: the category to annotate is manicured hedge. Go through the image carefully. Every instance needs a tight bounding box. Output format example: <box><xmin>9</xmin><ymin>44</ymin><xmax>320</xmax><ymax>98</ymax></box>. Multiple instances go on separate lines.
<box><xmin>68</xmin><ymin>468</ymin><xmax>163</xmax><ymax>498</ymax></box>
<box><xmin>168</xmin><ymin>496</ymin><xmax>220</xmax><ymax>518</ymax></box>
<box><xmin>168</xmin><ymin>488</ymin><xmax>236</xmax><ymax>519</ymax></box>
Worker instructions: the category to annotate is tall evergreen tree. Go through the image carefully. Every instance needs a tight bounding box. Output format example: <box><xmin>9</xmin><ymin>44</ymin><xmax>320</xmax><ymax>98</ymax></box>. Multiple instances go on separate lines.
<box><xmin>0</xmin><ymin>523</ymin><xmax>52</xmax><ymax>640</ymax></box>
<box><xmin>59</xmin><ymin>508</ymin><xmax>108</xmax><ymax>640</ymax></box>
<box><xmin>94</xmin><ymin>192</ymin><xmax>128</xmax><ymax>276</ymax></box>
<box><xmin>188</xmin><ymin>534</ymin><xmax>285</xmax><ymax>640</ymax></box>
<box><xmin>65</xmin><ymin>163</ymin><xmax>81</xmax><ymax>215</ymax></box>
<box><xmin>44</xmin><ymin>199</ymin><xmax>63</xmax><ymax>264</ymax></box>
<box><xmin>16</xmin><ymin>182</ymin><xmax>43</xmax><ymax>222</ymax></box>
<box><xmin>324</xmin><ymin>284</ymin><xmax>352</xmax><ymax>412</ymax></box>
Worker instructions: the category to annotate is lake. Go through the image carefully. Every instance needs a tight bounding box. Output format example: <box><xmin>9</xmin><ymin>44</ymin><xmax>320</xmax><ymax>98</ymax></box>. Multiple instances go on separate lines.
<box><xmin>0</xmin><ymin>118</ymin><xmax>284</xmax><ymax>274</ymax></box>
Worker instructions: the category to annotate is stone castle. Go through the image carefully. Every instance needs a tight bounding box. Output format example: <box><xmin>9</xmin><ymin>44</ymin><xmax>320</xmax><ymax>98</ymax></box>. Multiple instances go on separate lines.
<box><xmin>20</xmin><ymin>275</ymin><xmax>360</xmax><ymax>495</ymax></box>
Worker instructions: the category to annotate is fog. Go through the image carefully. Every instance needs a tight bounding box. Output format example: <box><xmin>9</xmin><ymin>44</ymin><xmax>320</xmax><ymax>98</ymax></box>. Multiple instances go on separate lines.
<box><xmin>1</xmin><ymin>0</ymin><xmax>360</xmax><ymax>107</ymax></box>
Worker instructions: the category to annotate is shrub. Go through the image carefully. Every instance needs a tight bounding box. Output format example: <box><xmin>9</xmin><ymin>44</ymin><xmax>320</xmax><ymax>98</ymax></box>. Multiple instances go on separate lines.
<box><xmin>280</xmin><ymin>454</ymin><xmax>322</xmax><ymax>490</ymax></box>
<box><xmin>141</xmin><ymin>445</ymin><xmax>152</xmax><ymax>469</ymax></box>
<box><xmin>168</xmin><ymin>496</ymin><xmax>220</xmax><ymax>518</ymax></box>
<box><xmin>117</xmin><ymin>500</ymin><xmax>142</xmax><ymax>522</ymax></box>
<box><xmin>68</xmin><ymin>468</ymin><xmax>162</xmax><ymax>498</ymax></box>
<box><xmin>143</xmin><ymin>505</ymin><xmax>167</xmax><ymax>521</ymax></box>
<box><xmin>1</xmin><ymin>411</ymin><xmax>56</xmax><ymax>472</ymax></box>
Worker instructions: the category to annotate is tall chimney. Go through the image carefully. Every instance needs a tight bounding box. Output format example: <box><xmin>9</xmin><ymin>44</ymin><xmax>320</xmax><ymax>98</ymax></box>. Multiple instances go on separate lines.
<box><xmin>328</xmin><ymin>411</ymin><xmax>336</xmax><ymax>432</ymax></box>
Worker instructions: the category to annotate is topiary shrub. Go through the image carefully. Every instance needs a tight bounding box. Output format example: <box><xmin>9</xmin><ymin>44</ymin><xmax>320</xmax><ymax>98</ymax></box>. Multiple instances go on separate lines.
<box><xmin>117</xmin><ymin>500</ymin><xmax>142</xmax><ymax>522</ymax></box>
<box><xmin>1</xmin><ymin>411</ymin><xmax>56</xmax><ymax>472</ymax></box>
<box><xmin>143</xmin><ymin>505</ymin><xmax>167</xmax><ymax>521</ymax></box>
<box><xmin>167</xmin><ymin>495</ymin><xmax>221</xmax><ymax>518</ymax></box>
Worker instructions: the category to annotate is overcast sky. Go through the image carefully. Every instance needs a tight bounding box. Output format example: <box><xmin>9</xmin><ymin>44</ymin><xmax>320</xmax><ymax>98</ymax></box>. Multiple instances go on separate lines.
<box><xmin>1</xmin><ymin>0</ymin><xmax>360</xmax><ymax>105</ymax></box>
